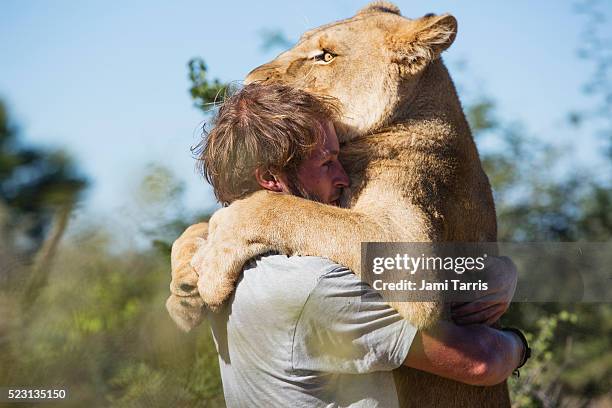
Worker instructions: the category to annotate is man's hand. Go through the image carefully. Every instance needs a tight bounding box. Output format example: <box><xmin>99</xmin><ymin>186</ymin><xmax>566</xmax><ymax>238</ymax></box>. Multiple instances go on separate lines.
<box><xmin>451</xmin><ymin>256</ymin><xmax>518</xmax><ymax>326</ymax></box>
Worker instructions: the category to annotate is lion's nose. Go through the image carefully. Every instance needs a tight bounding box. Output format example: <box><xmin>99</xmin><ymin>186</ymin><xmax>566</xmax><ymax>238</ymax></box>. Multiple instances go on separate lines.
<box><xmin>245</xmin><ymin>63</ymin><xmax>279</xmax><ymax>84</ymax></box>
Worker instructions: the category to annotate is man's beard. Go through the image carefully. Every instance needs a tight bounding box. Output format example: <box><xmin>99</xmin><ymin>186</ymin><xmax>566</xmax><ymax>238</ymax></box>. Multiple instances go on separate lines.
<box><xmin>286</xmin><ymin>172</ymin><xmax>326</xmax><ymax>204</ymax></box>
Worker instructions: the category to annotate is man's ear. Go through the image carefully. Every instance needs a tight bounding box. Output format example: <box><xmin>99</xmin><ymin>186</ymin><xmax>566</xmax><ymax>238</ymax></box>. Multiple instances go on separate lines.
<box><xmin>387</xmin><ymin>13</ymin><xmax>457</xmax><ymax>75</ymax></box>
<box><xmin>255</xmin><ymin>168</ymin><xmax>285</xmax><ymax>192</ymax></box>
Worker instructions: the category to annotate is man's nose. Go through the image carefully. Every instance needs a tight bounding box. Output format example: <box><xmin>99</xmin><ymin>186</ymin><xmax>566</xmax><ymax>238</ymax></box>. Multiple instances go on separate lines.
<box><xmin>334</xmin><ymin>166</ymin><xmax>350</xmax><ymax>188</ymax></box>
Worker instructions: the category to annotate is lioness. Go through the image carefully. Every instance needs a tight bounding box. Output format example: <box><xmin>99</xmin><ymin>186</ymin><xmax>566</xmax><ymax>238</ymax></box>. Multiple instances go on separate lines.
<box><xmin>170</xmin><ymin>2</ymin><xmax>510</xmax><ymax>406</ymax></box>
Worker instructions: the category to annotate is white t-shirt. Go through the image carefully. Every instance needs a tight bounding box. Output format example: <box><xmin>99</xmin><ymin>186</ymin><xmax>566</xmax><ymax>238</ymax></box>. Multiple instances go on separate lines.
<box><xmin>207</xmin><ymin>254</ymin><xmax>417</xmax><ymax>408</ymax></box>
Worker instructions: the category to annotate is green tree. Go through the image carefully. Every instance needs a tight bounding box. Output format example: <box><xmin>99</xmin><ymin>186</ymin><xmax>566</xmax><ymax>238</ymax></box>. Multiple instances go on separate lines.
<box><xmin>0</xmin><ymin>101</ymin><xmax>88</xmax><ymax>255</ymax></box>
<box><xmin>188</xmin><ymin>59</ymin><xmax>227</xmax><ymax>111</ymax></box>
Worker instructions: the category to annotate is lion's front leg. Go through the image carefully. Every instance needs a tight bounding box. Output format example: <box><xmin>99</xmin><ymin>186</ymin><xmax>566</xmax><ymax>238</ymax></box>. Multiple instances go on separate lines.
<box><xmin>195</xmin><ymin>190</ymin><xmax>388</xmax><ymax>307</ymax></box>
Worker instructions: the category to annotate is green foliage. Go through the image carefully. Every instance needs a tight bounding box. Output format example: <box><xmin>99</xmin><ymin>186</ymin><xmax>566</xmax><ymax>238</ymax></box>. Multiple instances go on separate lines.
<box><xmin>188</xmin><ymin>58</ymin><xmax>227</xmax><ymax>112</ymax></box>
<box><xmin>1</xmin><ymin>221</ymin><xmax>224</xmax><ymax>407</ymax></box>
<box><xmin>509</xmin><ymin>311</ymin><xmax>578</xmax><ymax>407</ymax></box>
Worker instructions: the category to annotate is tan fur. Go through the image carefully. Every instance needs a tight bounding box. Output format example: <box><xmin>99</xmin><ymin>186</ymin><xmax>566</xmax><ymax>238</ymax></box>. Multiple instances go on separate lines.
<box><xmin>167</xmin><ymin>3</ymin><xmax>509</xmax><ymax>406</ymax></box>
<box><xmin>166</xmin><ymin>222</ymin><xmax>208</xmax><ymax>330</ymax></box>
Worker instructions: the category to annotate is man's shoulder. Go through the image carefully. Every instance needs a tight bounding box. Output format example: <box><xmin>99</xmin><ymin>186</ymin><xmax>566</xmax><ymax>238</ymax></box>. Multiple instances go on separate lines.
<box><xmin>229</xmin><ymin>254</ymin><xmax>350</xmax><ymax>312</ymax></box>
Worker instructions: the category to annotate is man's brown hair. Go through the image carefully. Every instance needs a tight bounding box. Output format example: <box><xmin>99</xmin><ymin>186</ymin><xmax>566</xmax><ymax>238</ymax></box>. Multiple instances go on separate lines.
<box><xmin>196</xmin><ymin>83</ymin><xmax>340</xmax><ymax>205</ymax></box>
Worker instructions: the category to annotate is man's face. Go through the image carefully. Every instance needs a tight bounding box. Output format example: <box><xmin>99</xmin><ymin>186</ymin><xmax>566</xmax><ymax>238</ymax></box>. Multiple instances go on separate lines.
<box><xmin>287</xmin><ymin>121</ymin><xmax>350</xmax><ymax>206</ymax></box>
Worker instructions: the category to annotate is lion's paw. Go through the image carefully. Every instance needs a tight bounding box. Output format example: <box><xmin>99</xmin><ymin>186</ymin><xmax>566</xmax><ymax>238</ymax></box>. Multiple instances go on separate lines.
<box><xmin>194</xmin><ymin>237</ymin><xmax>269</xmax><ymax>308</ymax></box>
<box><xmin>165</xmin><ymin>294</ymin><xmax>206</xmax><ymax>332</ymax></box>
<box><xmin>170</xmin><ymin>258</ymin><xmax>201</xmax><ymax>297</ymax></box>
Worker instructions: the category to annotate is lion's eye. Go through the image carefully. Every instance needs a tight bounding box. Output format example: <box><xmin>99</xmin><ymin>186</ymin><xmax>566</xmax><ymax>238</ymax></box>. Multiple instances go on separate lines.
<box><xmin>314</xmin><ymin>50</ymin><xmax>336</xmax><ymax>63</ymax></box>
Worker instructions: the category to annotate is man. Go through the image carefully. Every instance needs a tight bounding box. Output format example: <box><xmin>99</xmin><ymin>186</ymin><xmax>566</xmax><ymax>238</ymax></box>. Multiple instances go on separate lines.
<box><xmin>174</xmin><ymin>83</ymin><xmax>525</xmax><ymax>407</ymax></box>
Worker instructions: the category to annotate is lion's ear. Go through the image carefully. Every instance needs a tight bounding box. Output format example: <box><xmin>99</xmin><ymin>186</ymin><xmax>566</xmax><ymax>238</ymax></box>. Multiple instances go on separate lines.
<box><xmin>387</xmin><ymin>14</ymin><xmax>457</xmax><ymax>75</ymax></box>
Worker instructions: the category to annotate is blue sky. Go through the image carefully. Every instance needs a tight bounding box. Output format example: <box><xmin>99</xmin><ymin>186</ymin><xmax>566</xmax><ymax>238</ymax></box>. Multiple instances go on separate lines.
<box><xmin>0</xmin><ymin>0</ymin><xmax>610</xmax><ymax>221</ymax></box>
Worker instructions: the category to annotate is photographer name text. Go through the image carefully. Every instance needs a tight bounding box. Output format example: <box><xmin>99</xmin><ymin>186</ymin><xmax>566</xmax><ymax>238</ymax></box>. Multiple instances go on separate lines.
<box><xmin>372</xmin><ymin>279</ymin><xmax>488</xmax><ymax>292</ymax></box>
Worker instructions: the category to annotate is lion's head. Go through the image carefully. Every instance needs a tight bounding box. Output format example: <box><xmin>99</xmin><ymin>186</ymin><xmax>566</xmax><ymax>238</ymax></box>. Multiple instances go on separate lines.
<box><xmin>245</xmin><ymin>1</ymin><xmax>457</xmax><ymax>141</ymax></box>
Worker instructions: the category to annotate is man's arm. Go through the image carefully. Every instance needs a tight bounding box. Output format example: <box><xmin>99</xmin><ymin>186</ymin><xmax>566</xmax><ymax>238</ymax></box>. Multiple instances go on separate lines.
<box><xmin>405</xmin><ymin>320</ymin><xmax>524</xmax><ymax>386</ymax></box>
<box><xmin>291</xmin><ymin>262</ymin><xmax>524</xmax><ymax>385</ymax></box>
